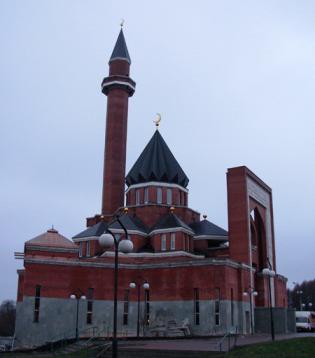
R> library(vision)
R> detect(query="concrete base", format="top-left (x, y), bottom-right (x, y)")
top-left (15, 297), bottom-right (253, 347)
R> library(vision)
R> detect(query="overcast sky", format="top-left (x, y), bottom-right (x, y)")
top-left (1, 1), bottom-right (314, 302)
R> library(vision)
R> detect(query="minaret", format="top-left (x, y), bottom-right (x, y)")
top-left (101, 29), bottom-right (136, 215)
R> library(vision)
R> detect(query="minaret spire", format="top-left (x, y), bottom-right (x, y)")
top-left (101, 29), bottom-right (136, 216)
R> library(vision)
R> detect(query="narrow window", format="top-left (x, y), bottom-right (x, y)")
top-left (170, 233), bottom-right (176, 250)
top-left (123, 289), bottom-right (129, 325)
top-left (34, 285), bottom-right (41, 322)
top-left (181, 191), bottom-right (185, 206)
top-left (183, 235), bottom-right (186, 251)
top-left (157, 188), bottom-right (162, 204)
top-left (167, 188), bottom-right (172, 205)
top-left (136, 189), bottom-right (141, 205)
top-left (186, 237), bottom-right (190, 252)
top-left (87, 288), bottom-right (94, 324)
top-left (231, 288), bottom-right (234, 326)
top-left (215, 288), bottom-right (220, 326)
top-left (144, 187), bottom-right (149, 204)
top-left (144, 289), bottom-right (150, 325)
top-left (86, 241), bottom-right (90, 257)
top-left (79, 242), bottom-right (83, 257)
top-left (194, 288), bottom-right (200, 325)
top-left (161, 234), bottom-right (166, 251)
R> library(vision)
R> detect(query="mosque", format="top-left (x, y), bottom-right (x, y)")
top-left (14, 29), bottom-right (291, 347)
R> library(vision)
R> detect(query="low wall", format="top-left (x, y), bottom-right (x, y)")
top-left (254, 307), bottom-right (296, 334)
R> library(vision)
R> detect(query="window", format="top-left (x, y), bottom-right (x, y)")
top-left (170, 233), bottom-right (176, 250)
top-left (34, 285), bottom-right (41, 322)
top-left (161, 234), bottom-right (166, 251)
top-left (183, 235), bottom-right (186, 251)
top-left (144, 188), bottom-right (149, 204)
top-left (144, 290), bottom-right (150, 325)
top-left (194, 288), bottom-right (200, 325)
top-left (231, 288), bottom-right (234, 326)
top-left (181, 191), bottom-right (185, 206)
top-left (87, 288), bottom-right (94, 324)
top-left (186, 236), bottom-right (190, 252)
top-left (136, 189), bottom-right (141, 205)
top-left (167, 189), bottom-right (172, 205)
top-left (123, 289), bottom-right (130, 325)
top-left (157, 188), bottom-right (162, 204)
top-left (86, 241), bottom-right (90, 257)
top-left (79, 242), bottom-right (83, 257)
top-left (215, 288), bottom-right (220, 326)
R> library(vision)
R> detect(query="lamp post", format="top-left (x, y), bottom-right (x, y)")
top-left (98, 209), bottom-right (133, 358)
top-left (129, 281), bottom-right (150, 337)
top-left (243, 288), bottom-right (258, 334)
top-left (296, 290), bottom-right (303, 310)
top-left (70, 290), bottom-right (86, 341)
top-left (262, 266), bottom-right (276, 341)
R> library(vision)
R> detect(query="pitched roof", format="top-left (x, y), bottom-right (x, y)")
top-left (26, 228), bottom-right (78, 249)
top-left (73, 221), bottom-right (108, 239)
top-left (126, 130), bottom-right (189, 188)
top-left (72, 215), bottom-right (148, 239)
top-left (108, 215), bottom-right (148, 234)
top-left (109, 29), bottom-right (131, 64)
top-left (190, 219), bottom-right (228, 238)
top-left (150, 213), bottom-right (193, 233)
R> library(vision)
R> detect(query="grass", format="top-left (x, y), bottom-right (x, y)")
top-left (227, 337), bottom-right (315, 358)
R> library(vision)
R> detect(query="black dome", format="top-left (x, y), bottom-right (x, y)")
top-left (126, 130), bottom-right (189, 188)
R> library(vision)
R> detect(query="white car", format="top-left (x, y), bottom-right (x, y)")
top-left (296, 311), bottom-right (315, 332)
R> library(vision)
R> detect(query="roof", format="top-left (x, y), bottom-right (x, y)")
top-left (126, 130), bottom-right (189, 188)
top-left (26, 228), bottom-right (78, 249)
top-left (73, 221), bottom-right (108, 239)
top-left (108, 215), bottom-right (148, 234)
top-left (73, 215), bottom-right (148, 239)
top-left (109, 29), bottom-right (131, 64)
top-left (190, 219), bottom-right (228, 238)
top-left (150, 213), bottom-right (193, 233)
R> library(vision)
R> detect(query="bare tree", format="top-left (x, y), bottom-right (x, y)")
top-left (0, 300), bottom-right (16, 336)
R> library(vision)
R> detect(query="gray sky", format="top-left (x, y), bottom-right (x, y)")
top-left (1, 1), bottom-right (314, 302)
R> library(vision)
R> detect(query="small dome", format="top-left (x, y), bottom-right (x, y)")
top-left (26, 228), bottom-right (77, 249)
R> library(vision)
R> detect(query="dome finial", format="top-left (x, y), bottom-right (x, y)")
top-left (153, 113), bottom-right (161, 129)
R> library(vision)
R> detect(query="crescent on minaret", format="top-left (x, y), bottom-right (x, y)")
top-left (154, 113), bottom-right (161, 127)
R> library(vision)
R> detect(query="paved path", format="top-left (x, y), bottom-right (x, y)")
top-left (121, 333), bottom-right (315, 352)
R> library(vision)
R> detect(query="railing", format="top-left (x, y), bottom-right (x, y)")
top-left (217, 326), bottom-right (238, 352)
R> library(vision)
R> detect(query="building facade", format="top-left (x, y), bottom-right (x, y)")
top-left (15, 29), bottom-right (289, 348)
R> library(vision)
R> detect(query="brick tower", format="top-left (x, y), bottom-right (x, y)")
top-left (101, 29), bottom-right (136, 215)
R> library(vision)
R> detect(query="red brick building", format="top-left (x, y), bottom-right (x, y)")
top-left (15, 29), bottom-right (291, 348)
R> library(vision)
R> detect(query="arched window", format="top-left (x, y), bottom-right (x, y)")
top-left (167, 188), bottom-right (172, 205)
top-left (170, 233), bottom-right (176, 250)
top-left (144, 187), bottom-right (149, 204)
top-left (157, 188), bottom-right (162, 204)
top-left (136, 189), bottom-right (141, 205)
top-left (161, 234), bottom-right (166, 251)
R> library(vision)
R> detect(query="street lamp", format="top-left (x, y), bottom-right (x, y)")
top-left (262, 267), bottom-right (276, 341)
top-left (70, 291), bottom-right (86, 341)
top-left (296, 290), bottom-right (303, 310)
top-left (98, 210), bottom-right (133, 358)
top-left (129, 281), bottom-right (150, 337)
top-left (243, 288), bottom-right (258, 334)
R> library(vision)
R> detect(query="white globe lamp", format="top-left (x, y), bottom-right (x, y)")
top-left (118, 239), bottom-right (134, 254)
top-left (99, 233), bottom-right (114, 249)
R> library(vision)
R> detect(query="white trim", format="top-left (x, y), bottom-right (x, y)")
top-left (126, 181), bottom-right (189, 194)
top-left (102, 80), bottom-right (135, 92)
top-left (24, 256), bottom-right (252, 270)
top-left (193, 235), bottom-right (228, 241)
top-left (102, 250), bottom-right (204, 259)
top-left (150, 227), bottom-right (194, 236)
